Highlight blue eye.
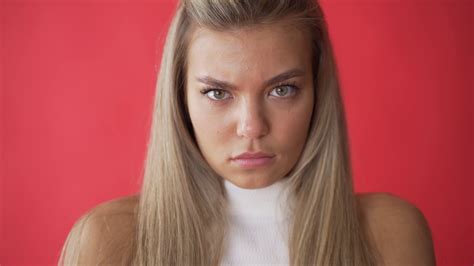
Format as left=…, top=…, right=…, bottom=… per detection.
left=269, top=85, right=298, bottom=98
left=201, top=89, right=231, bottom=101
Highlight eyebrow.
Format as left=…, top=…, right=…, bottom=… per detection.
left=195, top=68, right=305, bottom=90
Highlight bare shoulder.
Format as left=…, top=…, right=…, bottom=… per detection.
left=356, top=192, right=436, bottom=266
left=89, top=194, right=139, bottom=217
left=59, top=194, right=139, bottom=265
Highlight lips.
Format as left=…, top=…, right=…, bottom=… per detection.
left=231, top=152, right=275, bottom=168
left=232, top=152, right=275, bottom=160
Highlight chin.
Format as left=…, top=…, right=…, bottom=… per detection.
left=225, top=174, right=278, bottom=189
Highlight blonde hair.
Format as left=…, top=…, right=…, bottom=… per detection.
left=59, top=0, right=382, bottom=265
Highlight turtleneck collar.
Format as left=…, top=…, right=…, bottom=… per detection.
left=224, top=177, right=292, bottom=221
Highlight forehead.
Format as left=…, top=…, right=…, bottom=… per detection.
left=186, top=23, right=313, bottom=80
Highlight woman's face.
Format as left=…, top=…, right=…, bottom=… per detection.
left=185, top=23, right=314, bottom=189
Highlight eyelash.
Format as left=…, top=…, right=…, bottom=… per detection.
left=199, top=82, right=300, bottom=102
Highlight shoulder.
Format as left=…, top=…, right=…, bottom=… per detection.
left=59, top=194, right=139, bottom=265
left=82, top=194, right=139, bottom=234
left=88, top=194, right=139, bottom=218
left=356, top=192, right=436, bottom=266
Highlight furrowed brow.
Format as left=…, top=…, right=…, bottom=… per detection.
left=195, top=68, right=305, bottom=90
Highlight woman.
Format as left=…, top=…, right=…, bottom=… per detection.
left=59, top=0, right=436, bottom=265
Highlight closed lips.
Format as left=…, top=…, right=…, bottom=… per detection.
left=232, top=152, right=275, bottom=160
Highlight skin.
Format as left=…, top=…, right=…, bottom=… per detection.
left=185, top=23, right=314, bottom=189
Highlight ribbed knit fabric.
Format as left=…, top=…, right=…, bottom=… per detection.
left=221, top=177, right=293, bottom=266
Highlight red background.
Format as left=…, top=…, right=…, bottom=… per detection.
left=1, top=0, right=472, bottom=265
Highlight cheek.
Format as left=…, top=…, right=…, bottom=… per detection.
left=271, top=99, right=313, bottom=153
left=187, top=99, right=231, bottom=153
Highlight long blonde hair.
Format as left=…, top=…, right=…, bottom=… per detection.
left=60, top=0, right=382, bottom=265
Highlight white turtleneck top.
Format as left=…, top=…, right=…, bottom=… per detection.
left=221, top=178, right=293, bottom=266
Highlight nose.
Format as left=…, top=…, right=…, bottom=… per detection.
left=236, top=100, right=269, bottom=139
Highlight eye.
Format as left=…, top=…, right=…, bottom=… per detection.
left=269, top=84, right=298, bottom=98
left=200, top=88, right=232, bottom=101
